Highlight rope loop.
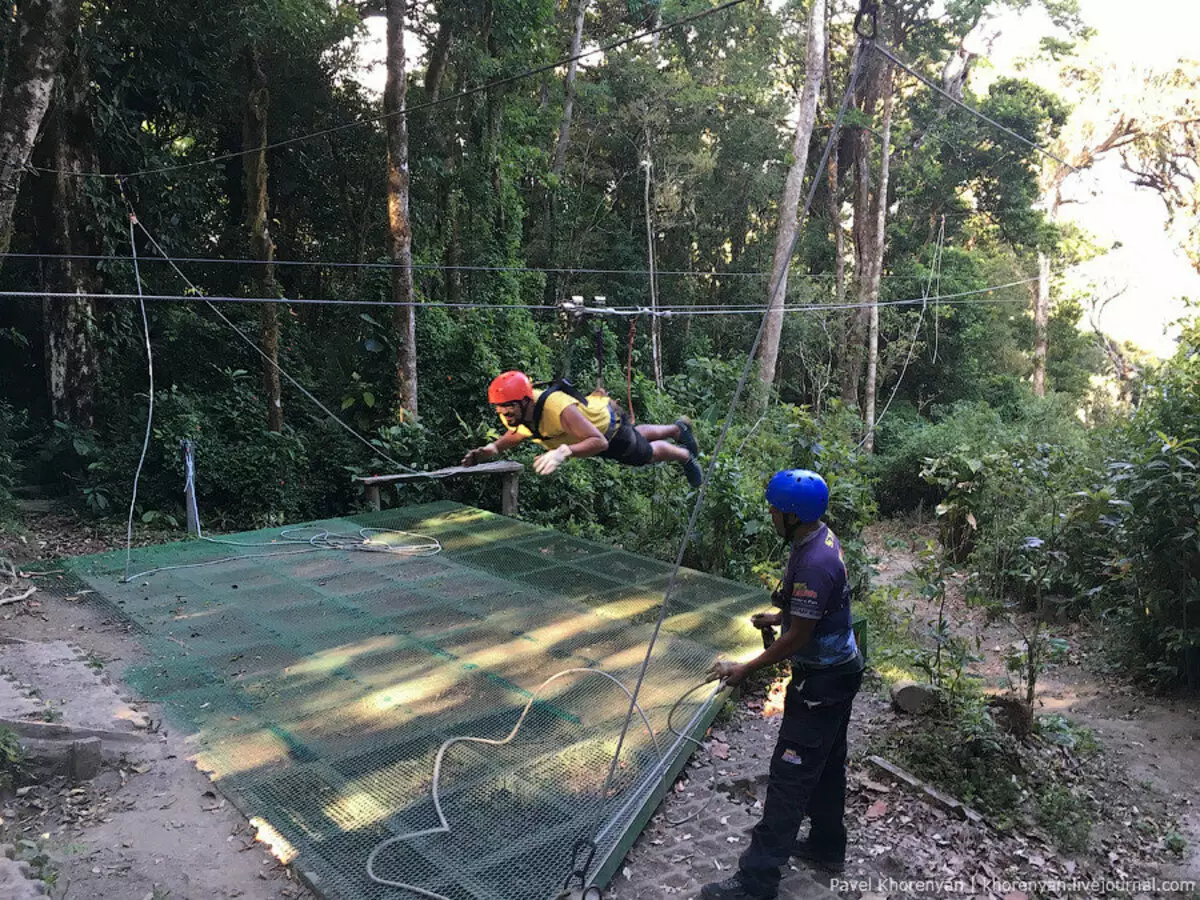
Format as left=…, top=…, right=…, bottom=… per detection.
left=563, top=838, right=598, bottom=890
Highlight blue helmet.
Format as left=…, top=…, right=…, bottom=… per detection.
left=766, top=469, right=828, bottom=523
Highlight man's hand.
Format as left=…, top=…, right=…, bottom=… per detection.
left=750, top=611, right=782, bottom=629
left=707, top=659, right=751, bottom=687
left=461, top=445, right=496, bottom=467
left=532, top=445, right=572, bottom=475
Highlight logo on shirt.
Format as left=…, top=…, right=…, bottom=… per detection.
left=792, top=582, right=818, bottom=600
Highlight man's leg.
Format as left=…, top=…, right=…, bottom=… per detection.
left=797, top=705, right=852, bottom=869
left=635, top=420, right=699, bottom=457
left=634, top=423, right=678, bottom=441
left=605, top=421, right=700, bottom=484
left=733, top=681, right=848, bottom=896
left=648, top=440, right=689, bottom=463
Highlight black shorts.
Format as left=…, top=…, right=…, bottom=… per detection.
left=599, top=413, right=654, bottom=467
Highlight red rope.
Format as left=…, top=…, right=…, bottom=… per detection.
left=626, top=316, right=639, bottom=424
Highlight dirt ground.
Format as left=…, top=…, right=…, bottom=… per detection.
left=1, top=511, right=1198, bottom=899
left=863, top=521, right=1200, bottom=887
left=1, top=584, right=310, bottom=899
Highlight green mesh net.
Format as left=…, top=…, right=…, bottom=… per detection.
left=63, top=502, right=765, bottom=900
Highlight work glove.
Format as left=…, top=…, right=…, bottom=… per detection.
left=533, top=445, right=572, bottom=476
left=707, top=659, right=750, bottom=687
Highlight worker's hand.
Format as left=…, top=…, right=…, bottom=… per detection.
left=707, top=660, right=751, bottom=687
left=461, top=445, right=496, bottom=467
left=532, top=445, right=572, bottom=476
left=750, top=611, right=782, bottom=629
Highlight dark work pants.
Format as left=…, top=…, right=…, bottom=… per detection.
left=737, top=663, right=863, bottom=896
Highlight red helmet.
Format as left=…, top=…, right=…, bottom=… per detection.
left=488, top=371, right=534, bottom=404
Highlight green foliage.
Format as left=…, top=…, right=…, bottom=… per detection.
left=1165, top=831, right=1188, bottom=857
left=1034, top=713, right=1098, bottom=755
left=857, top=584, right=916, bottom=680
left=1035, top=782, right=1092, bottom=852
left=901, top=541, right=983, bottom=703
left=0, top=402, right=22, bottom=525
left=890, top=315, right=1200, bottom=688
left=0, top=725, right=23, bottom=792
left=878, top=708, right=1023, bottom=823
left=1092, top=321, right=1200, bottom=687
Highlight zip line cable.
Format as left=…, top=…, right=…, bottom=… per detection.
left=30, top=0, right=752, bottom=182
left=0, top=277, right=1039, bottom=314
left=125, top=204, right=420, bottom=474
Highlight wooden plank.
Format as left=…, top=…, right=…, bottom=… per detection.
left=356, top=460, right=524, bottom=486
left=865, top=755, right=986, bottom=825
left=501, top=470, right=519, bottom=517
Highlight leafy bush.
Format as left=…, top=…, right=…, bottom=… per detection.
left=0, top=725, right=23, bottom=792
left=913, top=315, right=1200, bottom=688
left=0, top=402, right=22, bottom=524
left=878, top=708, right=1023, bottom=824
left=873, top=400, right=1007, bottom=515
left=1098, top=320, right=1200, bottom=687
left=873, top=395, right=1088, bottom=518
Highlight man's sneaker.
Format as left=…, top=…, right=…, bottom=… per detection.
left=675, top=417, right=700, bottom=457
left=792, top=838, right=846, bottom=874
left=681, top=452, right=704, bottom=488
left=700, top=873, right=776, bottom=900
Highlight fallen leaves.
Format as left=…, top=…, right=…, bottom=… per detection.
left=865, top=799, right=889, bottom=820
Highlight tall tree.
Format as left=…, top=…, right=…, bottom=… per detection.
left=385, top=0, right=417, bottom=418
left=551, top=0, right=588, bottom=178
left=541, top=0, right=589, bottom=309
left=242, top=45, right=283, bottom=432
left=840, top=51, right=887, bottom=411
left=756, top=0, right=827, bottom=397
left=0, top=0, right=81, bottom=260
left=32, top=36, right=99, bottom=428
left=644, top=1, right=664, bottom=388
left=861, top=64, right=894, bottom=452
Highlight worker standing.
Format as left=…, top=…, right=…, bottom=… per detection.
left=702, top=469, right=865, bottom=899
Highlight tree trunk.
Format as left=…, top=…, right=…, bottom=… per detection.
left=551, top=0, right=588, bottom=178
left=862, top=67, right=895, bottom=454
left=841, top=53, right=887, bottom=409
left=640, top=1, right=665, bottom=390
left=33, top=41, right=99, bottom=429
left=243, top=47, right=282, bottom=433
left=1032, top=250, right=1050, bottom=397
left=385, top=0, right=417, bottom=418
left=424, top=15, right=452, bottom=103
left=538, top=0, right=587, bottom=308
left=828, top=146, right=847, bottom=374
left=0, top=0, right=80, bottom=261
left=643, top=133, right=663, bottom=389
left=756, top=0, right=827, bottom=397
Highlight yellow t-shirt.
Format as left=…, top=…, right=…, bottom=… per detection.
left=511, top=388, right=614, bottom=449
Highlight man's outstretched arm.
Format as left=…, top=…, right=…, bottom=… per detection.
left=461, top=428, right=525, bottom=466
